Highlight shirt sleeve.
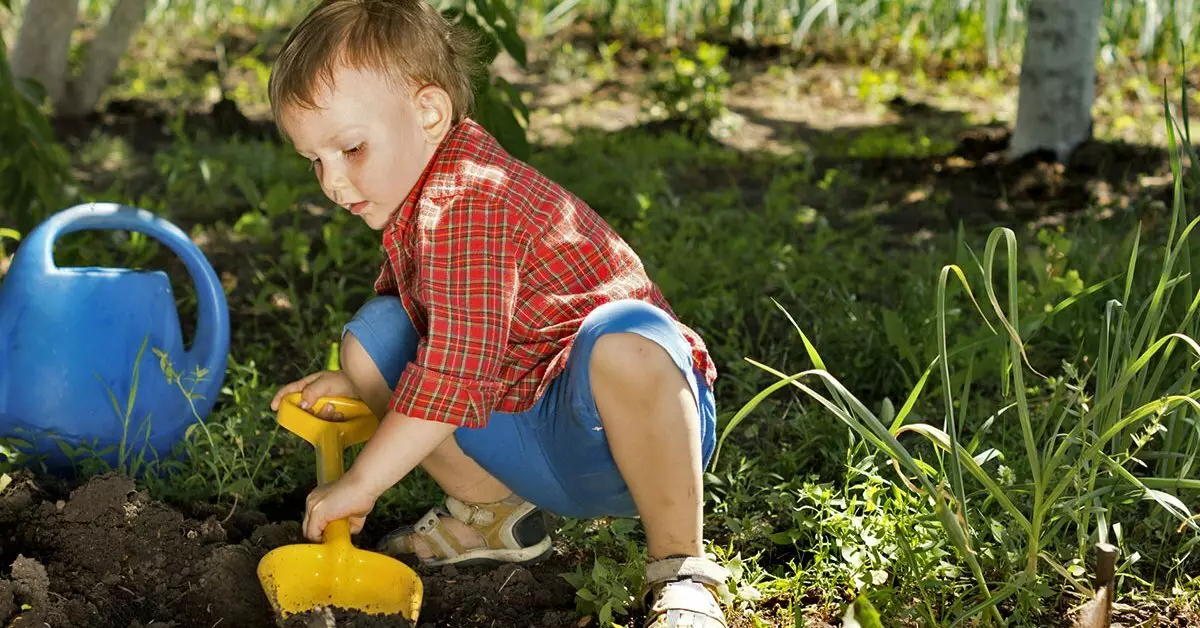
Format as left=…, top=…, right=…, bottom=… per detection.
left=388, top=196, right=520, bottom=428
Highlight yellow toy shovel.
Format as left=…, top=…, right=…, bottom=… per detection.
left=257, top=393, right=423, bottom=622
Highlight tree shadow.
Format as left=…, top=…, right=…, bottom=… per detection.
left=588, top=95, right=1178, bottom=243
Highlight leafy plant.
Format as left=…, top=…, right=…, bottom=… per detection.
left=562, top=555, right=641, bottom=626
left=0, top=3, right=72, bottom=234
left=442, top=0, right=532, bottom=160
left=525, top=0, right=1200, bottom=67
left=717, top=80, right=1200, bottom=624
left=644, top=41, right=730, bottom=129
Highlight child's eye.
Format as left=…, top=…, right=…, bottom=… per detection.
left=344, top=142, right=365, bottom=157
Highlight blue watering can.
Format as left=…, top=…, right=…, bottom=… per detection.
left=0, top=203, right=230, bottom=470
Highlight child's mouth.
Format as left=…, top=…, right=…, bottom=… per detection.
left=348, top=201, right=368, bottom=215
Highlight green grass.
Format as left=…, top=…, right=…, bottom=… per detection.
left=9, top=117, right=1197, bottom=625
left=5, top=7, right=1200, bottom=626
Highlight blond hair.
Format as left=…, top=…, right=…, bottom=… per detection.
left=269, top=0, right=480, bottom=128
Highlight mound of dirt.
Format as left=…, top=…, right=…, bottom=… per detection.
left=0, top=472, right=583, bottom=627
left=281, top=607, right=413, bottom=627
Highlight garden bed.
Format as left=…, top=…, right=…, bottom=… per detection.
left=0, top=472, right=581, bottom=627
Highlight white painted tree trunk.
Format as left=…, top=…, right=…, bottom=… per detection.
left=10, top=0, right=79, bottom=106
left=60, top=0, right=151, bottom=115
left=1009, top=0, right=1105, bottom=162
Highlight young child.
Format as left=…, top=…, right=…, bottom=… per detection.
left=265, top=1, right=729, bottom=625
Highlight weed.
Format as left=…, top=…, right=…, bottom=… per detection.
left=718, top=85, right=1200, bottom=625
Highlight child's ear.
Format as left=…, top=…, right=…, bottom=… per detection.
left=414, top=85, right=453, bottom=143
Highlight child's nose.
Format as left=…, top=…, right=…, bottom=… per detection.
left=321, top=166, right=349, bottom=201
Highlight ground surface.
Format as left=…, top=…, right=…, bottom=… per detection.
left=2, top=473, right=1197, bottom=627
left=0, top=472, right=582, bottom=627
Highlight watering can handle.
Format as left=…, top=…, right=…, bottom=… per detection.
left=22, top=202, right=231, bottom=382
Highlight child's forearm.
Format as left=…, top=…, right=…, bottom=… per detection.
left=343, top=411, right=457, bottom=499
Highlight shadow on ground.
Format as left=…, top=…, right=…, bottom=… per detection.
left=597, top=95, right=1178, bottom=241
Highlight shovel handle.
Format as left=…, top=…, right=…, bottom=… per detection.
left=275, top=394, right=378, bottom=548
left=314, top=416, right=357, bottom=548
left=285, top=394, right=374, bottom=421
left=276, top=393, right=380, bottom=449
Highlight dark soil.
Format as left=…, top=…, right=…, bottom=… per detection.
left=281, top=607, right=412, bottom=627
left=0, top=472, right=583, bottom=627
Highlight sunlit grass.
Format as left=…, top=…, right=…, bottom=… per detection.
left=717, top=83, right=1200, bottom=624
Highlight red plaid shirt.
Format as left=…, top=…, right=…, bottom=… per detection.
left=373, top=119, right=716, bottom=428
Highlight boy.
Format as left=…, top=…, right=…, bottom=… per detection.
left=265, top=1, right=729, bottom=625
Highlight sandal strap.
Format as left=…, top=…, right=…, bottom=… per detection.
left=379, top=494, right=544, bottom=563
left=412, top=506, right=466, bottom=559
left=645, top=556, right=731, bottom=588
left=646, top=581, right=727, bottom=627
left=446, top=495, right=497, bottom=526
left=643, top=557, right=730, bottom=628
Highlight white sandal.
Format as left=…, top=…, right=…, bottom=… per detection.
left=642, top=556, right=730, bottom=627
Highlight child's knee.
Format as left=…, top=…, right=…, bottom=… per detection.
left=341, top=295, right=419, bottom=390
left=339, top=332, right=378, bottom=385
left=591, top=332, right=680, bottom=391
left=337, top=332, right=394, bottom=416
left=582, top=299, right=693, bottom=394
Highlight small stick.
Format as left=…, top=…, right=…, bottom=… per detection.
left=1094, top=542, right=1118, bottom=627
left=1094, top=543, right=1118, bottom=591
left=1075, top=543, right=1119, bottom=628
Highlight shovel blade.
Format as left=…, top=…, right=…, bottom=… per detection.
left=257, top=543, right=423, bottom=621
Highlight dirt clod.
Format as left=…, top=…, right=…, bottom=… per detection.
left=281, top=606, right=414, bottom=627
left=10, top=555, right=49, bottom=609
left=251, top=520, right=304, bottom=550
left=0, top=471, right=585, bottom=627
left=417, top=561, right=580, bottom=627
left=0, top=578, right=16, bottom=625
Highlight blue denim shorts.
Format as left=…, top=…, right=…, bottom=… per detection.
left=343, top=296, right=717, bottom=519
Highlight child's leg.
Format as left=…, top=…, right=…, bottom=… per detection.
left=588, top=331, right=705, bottom=560
left=338, top=332, right=512, bottom=504
left=523, top=299, right=728, bottom=627
left=343, top=296, right=726, bottom=623
left=338, top=296, right=549, bottom=563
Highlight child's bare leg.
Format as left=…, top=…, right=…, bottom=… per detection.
left=339, top=333, right=511, bottom=555
left=589, top=332, right=704, bottom=560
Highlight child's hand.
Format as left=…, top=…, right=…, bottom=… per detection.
left=270, top=370, right=359, bottom=419
left=302, top=473, right=376, bottom=542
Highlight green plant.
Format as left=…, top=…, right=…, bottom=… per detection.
left=562, top=555, right=642, bottom=626
left=525, top=0, right=1200, bottom=68
left=718, top=89, right=1200, bottom=624
left=443, top=0, right=532, bottom=160
left=558, top=517, right=646, bottom=625
left=644, top=41, right=730, bottom=128
left=0, top=2, right=72, bottom=234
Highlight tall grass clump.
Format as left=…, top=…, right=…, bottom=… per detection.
left=719, top=79, right=1200, bottom=624
left=525, top=0, right=1200, bottom=67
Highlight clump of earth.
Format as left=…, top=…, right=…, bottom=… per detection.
left=281, top=607, right=412, bottom=627
left=0, top=471, right=581, bottom=627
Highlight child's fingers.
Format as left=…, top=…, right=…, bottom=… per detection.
left=270, top=372, right=323, bottom=410
left=316, top=404, right=344, bottom=420
left=303, top=488, right=329, bottom=542
left=302, top=509, right=325, bottom=543
left=299, top=372, right=352, bottom=412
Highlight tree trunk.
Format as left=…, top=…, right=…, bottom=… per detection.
left=10, top=0, right=79, bottom=106
left=59, top=0, right=151, bottom=115
left=1008, top=0, right=1104, bottom=162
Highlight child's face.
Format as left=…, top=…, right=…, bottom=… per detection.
left=279, top=63, right=450, bottom=230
